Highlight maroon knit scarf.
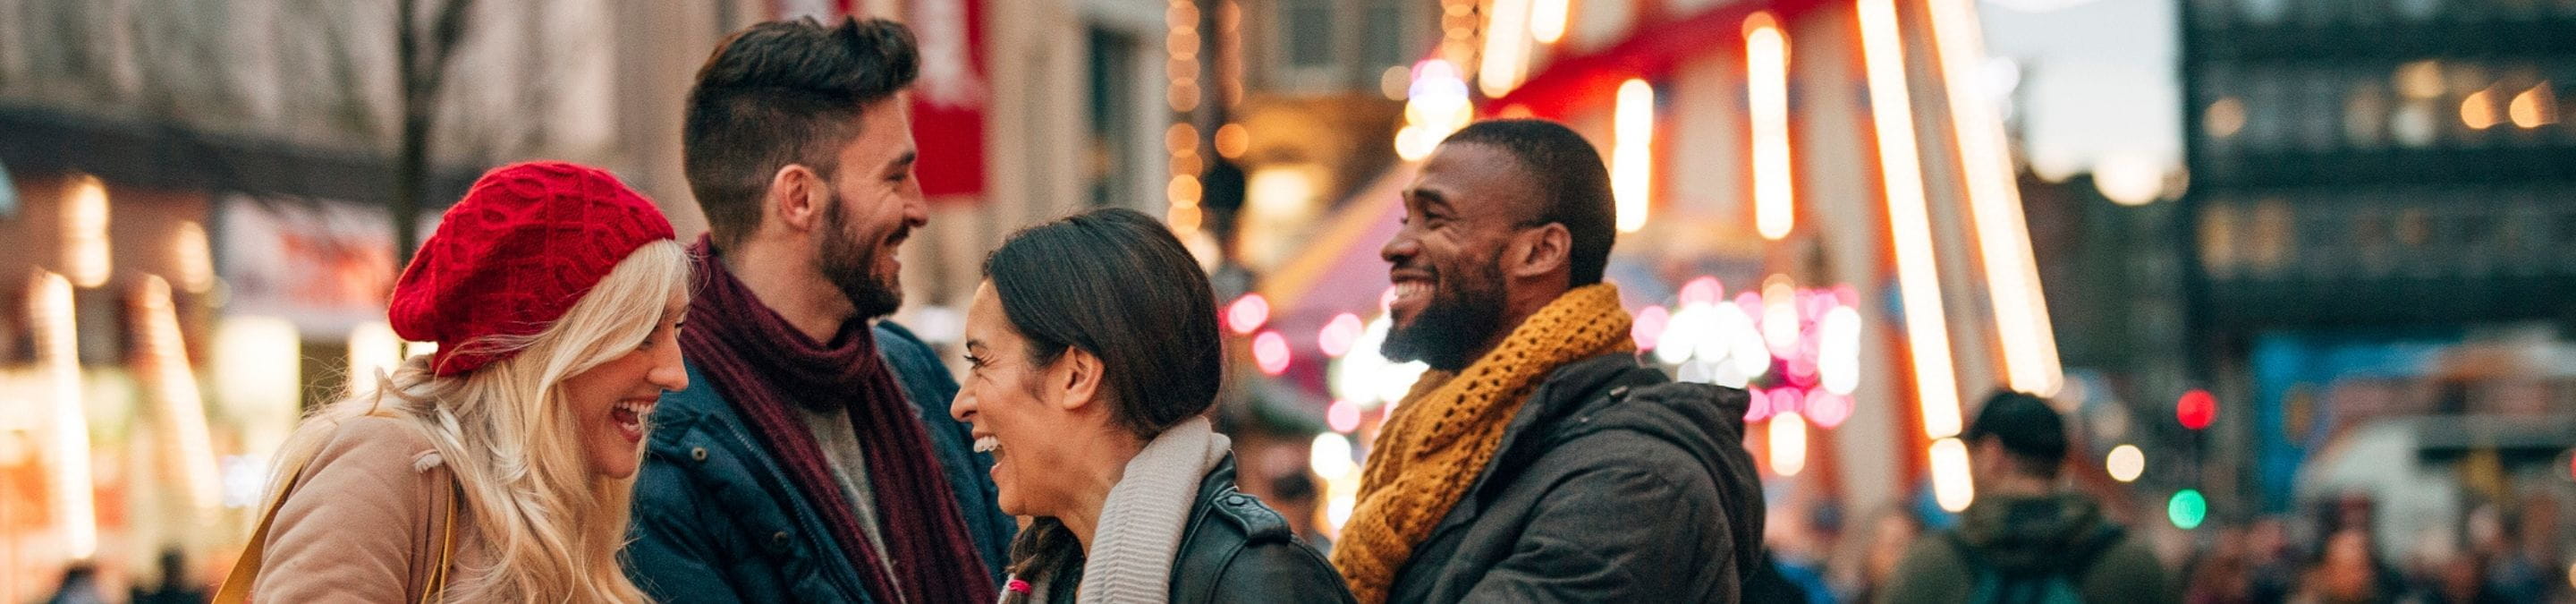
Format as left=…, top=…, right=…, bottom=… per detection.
left=678, top=237, right=996, bottom=604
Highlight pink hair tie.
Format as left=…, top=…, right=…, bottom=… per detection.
left=1005, top=578, right=1031, bottom=594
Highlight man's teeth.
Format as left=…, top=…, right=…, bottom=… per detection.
left=1395, top=282, right=1430, bottom=299
left=973, top=436, right=1000, bottom=453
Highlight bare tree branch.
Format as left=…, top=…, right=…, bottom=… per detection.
left=392, top=0, right=475, bottom=270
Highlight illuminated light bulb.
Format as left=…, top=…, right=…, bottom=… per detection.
left=1395, top=123, right=1436, bottom=161
left=1327, top=493, right=1357, bottom=532
left=1818, top=307, right=1862, bottom=396
left=1253, top=330, right=1292, bottom=376
left=2461, top=89, right=2501, bottom=130
left=347, top=321, right=403, bottom=396
left=1479, top=0, right=1534, bottom=98
left=174, top=221, right=216, bottom=293
left=30, top=270, right=97, bottom=557
left=1930, top=438, right=1977, bottom=512
left=134, top=276, right=222, bottom=515
left=2509, top=84, right=2557, bottom=128
left=1377, top=361, right=1428, bottom=409
left=1226, top=293, right=1271, bottom=335
left=1318, top=313, right=1363, bottom=358
left=1530, top=0, right=1569, bottom=43
left=1762, top=276, right=1801, bottom=357
left=1746, top=11, right=1794, bottom=241
left=1769, top=412, right=1809, bottom=476
left=1612, top=79, right=1656, bottom=233
left=1657, top=302, right=1714, bottom=365
left=1722, top=304, right=1771, bottom=379
left=63, top=175, right=112, bottom=287
left=1860, top=0, right=1965, bottom=440
left=1309, top=433, right=1355, bottom=479
left=1631, top=304, right=1670, bottom=352
left=1679, top=276, right=1723, bottom=307
left=1326, top=400, right=1361, bottom=434
left=2107, top=444, right=2145, bottom=482
left=1806, top=390, right=1853, bottom=429
left=1767, top=387, right=1806, bottom=418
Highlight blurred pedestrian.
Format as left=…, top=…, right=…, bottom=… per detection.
left=1878, top=391, right=2170, bottom=603
left=1271, top=472, right=1334, bottom=554
left=2294, top=529, right=2389, bottom=603
left=45, top=562, right=103, bottom=604
left=2247, top=516, right=2300, bottom=602
left=1832, top=504, right=1926, bottom=602
left=954, top=208, right=1352, bottom=603
left=1328, top=119, right=1765, bottom=602
left=222, top=161, right=689, bottom=602
left=623, top=16, right=1011, bottom=604
left=2182, top=525, right=2254, bottom=604
left=131, top=548, right=206, bottom=604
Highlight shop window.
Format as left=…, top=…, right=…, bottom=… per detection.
left=2343, top=78, right=2391, bottom=148
left=1283, top=0, right=1333, bottom=69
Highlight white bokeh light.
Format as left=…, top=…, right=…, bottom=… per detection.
left=1818, top=306, right=1862, bottom=395
left=1331, top=316, right=1430, bottom=411
left=1309, top=433, right=1356, bottom=480
left=2107, top=444, right=2145, bottom=482
left=1721, top=304, right=1772, bottom=380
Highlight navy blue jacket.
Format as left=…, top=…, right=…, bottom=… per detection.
left=625, top=322, right=1013, bottom=603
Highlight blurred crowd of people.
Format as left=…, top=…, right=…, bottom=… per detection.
left=2175, top=496, right=2565, bottom=604
left=1752, top=463, right=2572, bottom=603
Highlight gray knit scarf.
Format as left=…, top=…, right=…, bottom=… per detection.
left=1027, top=416, right=1231, bottom=603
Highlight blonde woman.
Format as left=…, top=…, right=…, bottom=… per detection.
left=228, top=161, right=687, bottom=602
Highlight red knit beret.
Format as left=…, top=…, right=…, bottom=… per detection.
left=389, top=161, right=677, bottom=376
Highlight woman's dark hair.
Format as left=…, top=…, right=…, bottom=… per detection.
left=982, top=207, right=1224, bottom=438
left=983, top=208, right=1225, bottom=597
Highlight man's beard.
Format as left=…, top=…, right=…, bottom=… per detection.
left=818, top=191, right=905, bottom=319
left=1381, top=257, right=1508, bottom=371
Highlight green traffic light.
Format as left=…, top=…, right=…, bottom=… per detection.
left=2167, top=489, right=2207, bottom=530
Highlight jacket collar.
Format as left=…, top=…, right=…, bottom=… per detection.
left=1421, top=353, right=1665, bottom=536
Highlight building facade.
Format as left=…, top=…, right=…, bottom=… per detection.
left=2179, top=0, right=2576, bottom=537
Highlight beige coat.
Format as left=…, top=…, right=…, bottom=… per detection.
left=251, top=415, right=482, bottom=602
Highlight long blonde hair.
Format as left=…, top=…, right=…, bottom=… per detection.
left=268, top=239, right=689, bottom=602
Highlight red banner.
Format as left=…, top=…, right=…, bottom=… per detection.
left=905, top=0, right=988, bottom=201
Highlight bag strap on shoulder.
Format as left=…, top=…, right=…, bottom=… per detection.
left=213, top=450, right=461, bottom=603
left=212, top=454, right=314, bottom=603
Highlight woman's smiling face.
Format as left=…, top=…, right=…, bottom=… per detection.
left=950, top=281, right=1084, bottom=517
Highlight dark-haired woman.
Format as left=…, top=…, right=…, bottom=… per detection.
left=951, top=208, right=1355, bottom=603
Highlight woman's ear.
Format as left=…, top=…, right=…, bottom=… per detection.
left=1054, top=348, right=1105, bottom=413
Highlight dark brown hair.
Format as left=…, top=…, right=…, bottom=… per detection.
left=682, top=17, right=918, bottom=249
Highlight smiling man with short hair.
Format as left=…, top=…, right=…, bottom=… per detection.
left=1331, top=119, right=1766, bottom=603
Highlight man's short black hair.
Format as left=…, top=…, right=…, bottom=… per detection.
left=683, top=17, right=919, bottom=249
left=1963, top=390, right=2068, bottom=479
left=1437, top=119, right=1616, bottom=287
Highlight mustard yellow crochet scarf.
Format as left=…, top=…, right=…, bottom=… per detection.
left=1330, top=284, right=1634, bottom=602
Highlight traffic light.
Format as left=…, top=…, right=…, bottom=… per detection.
left=2176, top=389, right=2216, bottom=430
left=2167, top=489, right=2207, bottom=530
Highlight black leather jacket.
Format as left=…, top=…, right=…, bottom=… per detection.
left=1046, top=455, right=1356, bottom=603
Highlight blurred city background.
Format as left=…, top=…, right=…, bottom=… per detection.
left=0, top=0, right=2572, bottom=601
